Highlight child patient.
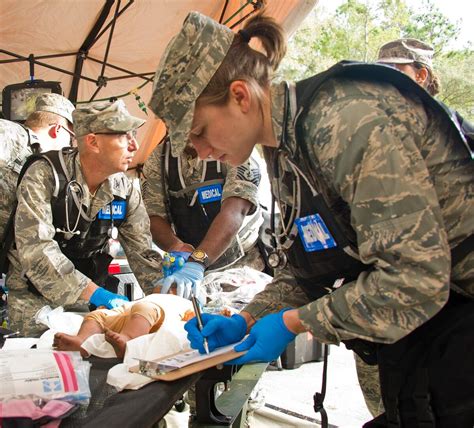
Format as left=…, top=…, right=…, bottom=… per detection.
left=53, top=300, right=165, bottom=359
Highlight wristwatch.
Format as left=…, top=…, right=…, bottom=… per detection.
left=189, top=249, right=210, bottom=268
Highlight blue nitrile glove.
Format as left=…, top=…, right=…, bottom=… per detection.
left=89, top=287, right=129, bottom=309
left=158, top=262, right=204, bottom=299
left=162, top=251, right=191, bottom=278
left=185, top=313, right=247, bottom=354
left=229, top=309, right=296, bottom=365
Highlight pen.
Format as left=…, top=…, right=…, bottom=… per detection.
left=191, top=295, right=210, bottom=355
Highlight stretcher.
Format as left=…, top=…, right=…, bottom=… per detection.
left=1, top=328, right=266, bottom=427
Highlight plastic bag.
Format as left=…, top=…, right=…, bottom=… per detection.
left=34, top=305, right=84, bottom=334
left=202, top=267, right=272, bottom=313
left=0, top=350, right=91, bottom=404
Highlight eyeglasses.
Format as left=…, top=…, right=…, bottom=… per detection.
left=94, top=130, right=138, bottom=144
left=59, top=125, right=76, bottom=145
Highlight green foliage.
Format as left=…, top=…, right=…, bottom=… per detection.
left=277, top=0, right=473, bottom=120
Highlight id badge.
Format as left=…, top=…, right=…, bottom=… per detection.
left=295, top=214, right=337, bottom=252
left=98, top=200, right=127, bottom=220
left=198, top=184, right=223, bottom=204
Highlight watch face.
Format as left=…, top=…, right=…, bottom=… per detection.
left=191, top=249, right=209, bottom=267
left=192, top=249, right=206, bottom=260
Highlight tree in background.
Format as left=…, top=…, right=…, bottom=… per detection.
left=277, top=0, right=473, bottom=120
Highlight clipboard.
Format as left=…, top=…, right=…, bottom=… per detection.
left=129, top=346, right=246, bottom=381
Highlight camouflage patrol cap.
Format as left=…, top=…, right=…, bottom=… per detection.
left=377, top=38, right=434, bottom=68
left=35, top=93, right=75, bottom=124
left=148, top=11, right=235, bottom=156
left=73, top=100, right=146, bottom=137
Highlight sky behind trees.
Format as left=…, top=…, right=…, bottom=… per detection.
left=319, top=0, right=473, bottom=48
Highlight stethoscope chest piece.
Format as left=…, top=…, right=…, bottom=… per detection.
left=268, top=249, right=288, bottom=269
left=108, top=226, right=119, bottom=240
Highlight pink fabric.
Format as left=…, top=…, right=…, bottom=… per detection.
left=0, top=399, right=74, bottom=426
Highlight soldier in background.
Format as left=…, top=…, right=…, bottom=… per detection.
left=7, top=100, right=163, bottom=336
left=0, top=93, right=75, bottom=242
left=141, top=127, right=265, bottom=299
left=150, top=11, right=474, bottom=427
left=377, top=38, right=441, bottom=96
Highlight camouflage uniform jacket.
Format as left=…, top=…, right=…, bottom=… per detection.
left=141, top=143, right=261, bottom=251
left=244, top=79, right=474, bottom=345
left=0, top=119, right=38, bottom=240
left=8, top=151, right=161, bottom=334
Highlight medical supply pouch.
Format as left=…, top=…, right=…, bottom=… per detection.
left=0, top=350, right=91, bottom=404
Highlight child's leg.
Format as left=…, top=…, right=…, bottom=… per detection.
left=105, top=301, right=164, bottom=358
left=53, top=310, right=111, bottom=357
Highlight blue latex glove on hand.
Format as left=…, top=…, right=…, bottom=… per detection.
left=185, top=313, right=247, bottom=354
left=158, top=262, right=205, bottom=299
left=229, top=309, right=296, bottom=365
left=89, top=287, right=129, bottom=309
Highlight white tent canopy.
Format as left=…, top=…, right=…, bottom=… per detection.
left=1, top=0, right=317, bottom=162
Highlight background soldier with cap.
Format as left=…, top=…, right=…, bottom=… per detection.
left=141, top=127, right=265, bottom=299
left=7, top=100, right=163, bottom=336
left=377, top=38, right=441, bottom=96
left=377, top=37, right=473, bottom=156
left=149, top=10, right=474, bottom=426
left=0, top=93, right=75, bottom=243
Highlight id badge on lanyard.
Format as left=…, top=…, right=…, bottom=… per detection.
left=197, top=184, right=223, bottom=204
left=295, top=213, right=337, bottom=252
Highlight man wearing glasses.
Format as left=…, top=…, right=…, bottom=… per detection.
left=7, top=100, right=163, bottom=336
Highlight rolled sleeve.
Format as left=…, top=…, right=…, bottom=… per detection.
left=141, top=145, right=167, bottom=218
left=222, top=157, right=261, bottom=213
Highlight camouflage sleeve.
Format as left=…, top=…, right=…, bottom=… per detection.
left=222, top=155, right=261, bottom=214
left=297, top=80, right=451, bottom=345
left=14, top=160, right=90, bottom=306
left=243, top=267, right=311, bottom=318
left=118, top=181, right=162, bottom=295
left=141, top=145, right=168, bottom=219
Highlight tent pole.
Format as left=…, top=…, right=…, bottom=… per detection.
left=69, top=0, right=115, bottom=103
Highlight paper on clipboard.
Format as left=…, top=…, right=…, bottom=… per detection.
left=130, top=340, right=247, bottom=381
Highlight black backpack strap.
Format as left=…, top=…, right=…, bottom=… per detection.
left=0, top=152, right=51, bottom=275
left=0, top=149, right=71, bottom=276
left=0, top=202, right=17, bottom=275
left=313, top=344, right=330, bottom=428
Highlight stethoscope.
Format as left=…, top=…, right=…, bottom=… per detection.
left=55, top=179, right=84, bottom=236
left=55, top=180, right=118, bottom=240
left=267, top=83, right=319, bottom=269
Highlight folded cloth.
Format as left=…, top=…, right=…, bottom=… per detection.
left=0, top=399, right=76, bottom=428
left=106, top=294, right=193, bottom=391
